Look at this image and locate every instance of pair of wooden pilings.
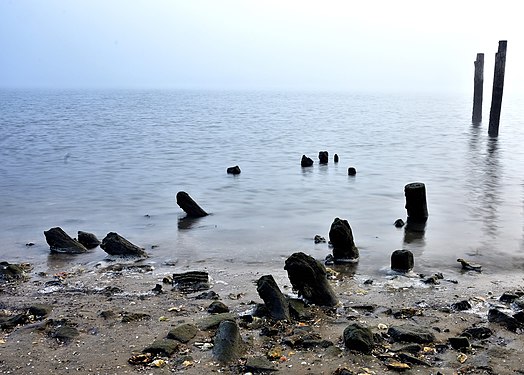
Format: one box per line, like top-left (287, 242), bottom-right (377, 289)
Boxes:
top-left (472, 40), bottom-right (507, 137)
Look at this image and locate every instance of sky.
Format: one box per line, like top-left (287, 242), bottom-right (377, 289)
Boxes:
top-left (1, 0), bottom-right (523, 93)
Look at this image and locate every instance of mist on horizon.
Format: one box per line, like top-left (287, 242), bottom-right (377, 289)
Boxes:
top-left (1, 0), bottom-right (523, 94)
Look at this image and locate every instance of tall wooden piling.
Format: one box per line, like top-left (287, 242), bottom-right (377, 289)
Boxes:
top-left (488, 41), bottom-right (507, 136)
top-left (472, 53), bottom-right (484, 123)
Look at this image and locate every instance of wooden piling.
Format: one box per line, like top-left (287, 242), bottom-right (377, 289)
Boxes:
top-left (472, 53), bottom-right (484, 123)
top-left (404, 182), bottom-right (428, 224)
top-left (488, 41), bottom-right (507, 136)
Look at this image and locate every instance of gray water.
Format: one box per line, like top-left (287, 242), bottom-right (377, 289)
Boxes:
top-left (1, 89), bottom-right (523, 277)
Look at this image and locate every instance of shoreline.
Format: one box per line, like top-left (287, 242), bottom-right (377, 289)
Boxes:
top-left (2, 256), bottom-right (524, 374)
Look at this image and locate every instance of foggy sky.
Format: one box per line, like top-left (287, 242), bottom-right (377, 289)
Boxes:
top-left (1, 0), bottom-right (523, 93)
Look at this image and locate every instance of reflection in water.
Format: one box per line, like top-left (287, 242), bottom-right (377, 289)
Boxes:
top-left (483, 137), bottom-right (501, 238)
top-left (403, 225), bottom-right (426, 257)
top-left (178, 216), bottom-right (204, 230)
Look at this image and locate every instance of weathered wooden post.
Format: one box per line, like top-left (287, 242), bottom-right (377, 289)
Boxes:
top-left (472, 53), bottom-right (484, 123)
top-left (488, 41), bottom-right (507, 136)
top-left (404, 182), bottom-right (428, 224)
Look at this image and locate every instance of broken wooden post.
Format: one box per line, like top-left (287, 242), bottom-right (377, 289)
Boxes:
top-left (488, 40), bottom-right (507, 136)
top-left (404, 182), bottom-right (428, 224)
top-left (176, 191), bottom-right (208, 218)
top-left (472, 53), bottom-right (484, 123)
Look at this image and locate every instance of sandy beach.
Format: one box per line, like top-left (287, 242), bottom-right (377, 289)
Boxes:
top-left (2, 256), bottom-right (524, 375)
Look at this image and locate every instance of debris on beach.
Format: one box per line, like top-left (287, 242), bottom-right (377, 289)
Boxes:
top-left (0, 261), bottom-right (30, 282)
top-left (284, 252), bottom-right (338, 307)
top-left (44, 227), bottom-right (88, 254)
top-left (172, 271), bottom-right (210, 293)
top-left (176, 191), bottom-right (208, 218)
top-left (457, 258), bottom-right (482, 272)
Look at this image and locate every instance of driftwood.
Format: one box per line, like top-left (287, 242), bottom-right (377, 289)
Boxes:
top-left (172, 271), bottom-right (209, 292)
top-left (100, 232), bottom-right (147, 257)
top-left (44, 227), bottom-right (88, 254)
top-left (256, 275), bottom-right (290, 321)
top-left (176, 191), bottom-right (208, 218)
top-left (284, 252), bottom-right (338, 307)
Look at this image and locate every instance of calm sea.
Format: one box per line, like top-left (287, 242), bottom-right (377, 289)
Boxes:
top-left (1, 89), bottom-right (523, 278)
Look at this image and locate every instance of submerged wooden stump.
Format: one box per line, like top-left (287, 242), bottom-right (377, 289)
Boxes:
top-left (77, 231), bottom-right (101, 249)
top-left (100, 232), bottom-right (148, 257)
top-left (391, 249), bottom-right (414, 273)
top-left (256, 275), bottom-right (290, 321)
top-left (284, 252), bottom-right (338, 307)
top-left (404, 182), bottom-right (428, 224)
top-left (318, 151), bottom-right (329, 164)
top-left (176, 191), bottom-right (208, 218)
top-left (301, 155), bottom-right (313, 167)
top-left (44, 227), bottom-right (88, 254)
top-left (329, 218), bottom-right (359, 262)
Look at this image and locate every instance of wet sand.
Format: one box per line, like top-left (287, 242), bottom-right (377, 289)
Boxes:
top-left (1, 259), bottom-right (524, 375)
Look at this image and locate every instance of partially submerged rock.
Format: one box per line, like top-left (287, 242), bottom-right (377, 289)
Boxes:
top-left (256, 274), bottom-right (290, 321)
top-left (176, 191), bottom-right (208, 218)
top-left (329, 218), bottom-right (359, 262)
top-left (100, 232), bottom-right (147, 258)
top-left (301, 155), bottom-right (313, 167)
top-left (212, 320), bottom-right (243, 363)
top-left (284, 252), bottom-right (338, 307)
top-left (77, 231), bottom-right (101, 249)
top-left (44, 227), bottom-right (88, 254)
top-left (226, 165), bottom-right (241, 175)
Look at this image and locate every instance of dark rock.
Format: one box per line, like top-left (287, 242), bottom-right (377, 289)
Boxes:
top-left (449, 336), bottom-right (470, 350)
top-left (404, 182), bottom-right (428, 224)
top-left (252, 303), bottom-right (268, 318)
top-left (227, 165), bottom-right (241, 175)
top-left (195, 290), bottom-right (219, 300)
top-left (397, 353), bottom-right (432, 367)
top-left (334, 154), bottom-right (339, 163)
top-left (99, 310), bottom-right (115, 320)
top-left (513, 311), bottom-right (524, 323)
top-left (172, 271), bottom-right (209, 293)
top-left (329, 218), bottom-right (359, 261)
top-left (343, 323), bottom-right (375, 353)
top-left (314, 235), bottom-right (326, 243)
top-left (197, 313), bottom-right (236, 330)
top-left (245, 356), bottom-right (278, 372)
top-left (461, 326), bottom-right (492, 339)
top-left (167, 323), bottom-right (198, 343)
top-left (333, 368), bottom-right (356, 375)
top-left (152, 284), bottom-right (162, 294)
top-left (256, 275), bottom-right (290, 321)
top-left (500, 292), bottom-right (520, 303)
top-left (284, 252), bottom-right (338, 307)
top-left (388, 324), bottom-right (436, 344)
top-left (0, 313), bottom-right (30, 330)
top-left (176, 191), bottom-right (208, 218)
top-left (212, 320), bottom-right (243, 363)
top-left (488, 308), bottom-right (523, 332)
top-left (301, 155), bottom-right (314, 167)
top-left (121, 312), bottom-right (151, 323)
top-left (289, 298), bottom-right (313, 321)
top-left (50, 326), bottom-right (79, 342)
top-left (28, 304), bottom-right (52, 318)
top-left (451, 300), bottom-right (472, 311)
top-left (208, 301), bottom-right (230, 314)
top-left (44, 227), bottom-right (88, 254)
top-left (390, 343), bottom-right (422, 353)
top-left (143, 339), bottom-right (179, 357)
top-left (391, 249), bottom-right (414, 273)
top-left (347, 167), bottom-right (357, 176)
top-left (0, 262), bottom-right (27, 281)
top-left (318, 151), bottom-right (329, 164)
top-left (77, 231), bottom-right (101, 249)
top-left (394, 219), bottom-right (405, 228)
top-left (100, 232), bottom-right (147, 257)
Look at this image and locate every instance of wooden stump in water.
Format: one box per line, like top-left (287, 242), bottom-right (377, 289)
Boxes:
top-left (488, 41), bottom-right (507, 137)
top-left (404, 182), bottom-right (428, 224)
top-left (176, 191), bottom-right (208, 218)
top-left (100, 232), bottom-right (148, 257)
top-left (318, 151), bottom-right (329, 164)
top-left (256, 275), bottom-right (290, 321)
top-left (391, 249), bottom-right (414, 273)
